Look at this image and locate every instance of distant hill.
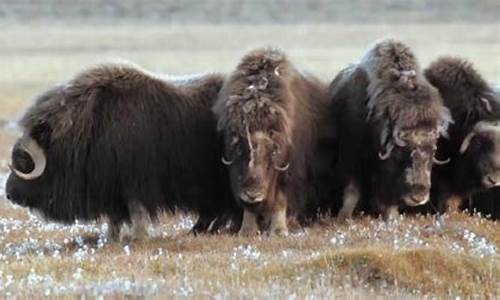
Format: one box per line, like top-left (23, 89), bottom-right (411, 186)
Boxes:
top-left (1, 0), bottom-right (499, 24)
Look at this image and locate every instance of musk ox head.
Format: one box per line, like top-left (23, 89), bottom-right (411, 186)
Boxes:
top-left (6, 131), bottom-right (50, 213)
top-left (377, 124), bottom-right (447, 206)
top-left (371, 70), bottom-right (451, 207)
top-left (222, 125), bottom-right (289, 205)
top-left (459, 121), bottom-right (500, 189)
top-left (5, 84), bottom-right (94, 222)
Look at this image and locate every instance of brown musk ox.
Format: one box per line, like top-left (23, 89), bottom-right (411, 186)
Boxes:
top-left (213, 48), bottom-right (331, 236)
top-left (329, 38), bottom-right (451, 220)
top-left (5, 62), bottom-right (240, 241)
top-left (412, 57), bottom-right (500, 216)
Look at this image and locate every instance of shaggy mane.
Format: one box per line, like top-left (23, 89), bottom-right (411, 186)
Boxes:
top-left (360, 38), bottom-right (449, 131)
top-left (214, 48), bottom-right (294, 140)
top-left (9, 62), bottom-right (234, 225)
top-left (21, 63), bottom-right (221, 141)
top-left (424, 56), bottom-right (500, 125)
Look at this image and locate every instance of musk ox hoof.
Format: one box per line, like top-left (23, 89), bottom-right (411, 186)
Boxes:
top-left (336, 211), bottom-right (352, 223)
top-left (238, 227), bottom-right (260, 236)
top-left (239, 210), bottom-right (260, 236)
top-left (119, 224), bottom-right (150, 244)
top-left (382, 205), bottom-right (400, 221)
top-left (270, 226), bottom-right (289, 237)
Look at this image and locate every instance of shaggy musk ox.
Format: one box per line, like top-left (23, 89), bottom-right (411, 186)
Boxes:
top-left (417, 57), bottom-right (500, 214)
top-left (5, 63), bottom-right (239, 241)
top-left (330, 39), bottom-right (451, 220)
top-left (213, 48), bottom-right (330, 236)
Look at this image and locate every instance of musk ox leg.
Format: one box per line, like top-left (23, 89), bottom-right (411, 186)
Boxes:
top-left (338, 181), bottom-right (360, 221)
top-left (227, 210), bottom-right (244, 234)
top-left (239, 210), bottom-right (260, 236)
top-left (191, 216), bottom-right (213, 235)
top-left (382, 205), bottom-right (399, 221)
top-left (443, 195), bottom-right (463, 214)
top-left (192, 213), bottom-right (223, 235)
top-left (127, 202), bottom-right (151, 242)
top-left (268, 191), bottom-right (289, 237)
top-left (269, 209), bottom-right (288, 237)
top-left (107, 218), bottom-right (123, 242)
top-left (208, 215), bottom-right (237, 234)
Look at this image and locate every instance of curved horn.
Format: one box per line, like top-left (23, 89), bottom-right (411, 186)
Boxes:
top-left (246, 124), bottom-right (254, 152)
top-left (274, 162), bottom-right (290, 172)
top-left (221, 155), bottom-right (234, 166)
top-left (480, 97), bottom-right (492, 113)
top-left (12, 136), bottom-right (47, 180)
top-left (433, 157), bottom-right (451, 165)
top-left (393, 128), bottom-right (407, 147)
top-left (459, 121), bottom-right (500, 154)
top-left (274, 66), bottom-right (281, 77)
top-left (459, 131), bottom-right (476, 154)
top-left (378, 142), bottom-right (394, 160)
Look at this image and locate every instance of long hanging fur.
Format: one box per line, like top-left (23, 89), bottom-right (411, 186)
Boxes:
top-left (8, 62), bottom-right (239, 229)
top-left (214, 47), bottom-right (332, 219)
top-left (329, 38), bottom-right (450, 217)
top-left (360, 38), bottom-right (451, 132)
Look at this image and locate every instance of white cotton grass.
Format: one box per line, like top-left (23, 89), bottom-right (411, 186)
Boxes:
top-left (0, 168), bottom-right (497, 297)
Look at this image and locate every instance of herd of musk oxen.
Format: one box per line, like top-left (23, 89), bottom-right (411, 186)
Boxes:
top-left (4, 38), bottom-right (500, 241)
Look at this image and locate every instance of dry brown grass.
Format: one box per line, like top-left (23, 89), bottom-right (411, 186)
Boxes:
top-left (0, 199), bottom-right (498, 298)
top-left (0, 22), bottom-right (498, 298)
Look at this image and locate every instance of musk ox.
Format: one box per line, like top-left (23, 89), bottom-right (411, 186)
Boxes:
top-left (5, 62), bottom-right (239, 241)
top-left (418, 57), bottom-right (500, 213)
top-left (213, 48), bottom-right (330, 236)
top-left (330, 38), bottom-right (451, 220)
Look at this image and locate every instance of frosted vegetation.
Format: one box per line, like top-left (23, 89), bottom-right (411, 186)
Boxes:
top-left (0, 172), bottom-right (498, 298)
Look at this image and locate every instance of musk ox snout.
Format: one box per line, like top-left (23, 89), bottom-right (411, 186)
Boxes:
top-left (239, 190), bottom-right (265, 204)
top-left (5, 174), bottom-right (26, 206)
top-left (483, 173), bottom-right (500, 189)
top-left (403, 192), bottom-right (430, 206)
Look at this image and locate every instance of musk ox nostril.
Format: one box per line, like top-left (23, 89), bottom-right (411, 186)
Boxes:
top-left (6, 194), bottom-right (11, 200)
top-left (239, 190), bottom-right (264, 204)
top-left (485, 175), bottom-right (499, 187)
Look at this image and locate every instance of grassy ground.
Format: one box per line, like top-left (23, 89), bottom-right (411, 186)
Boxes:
top-left (0, 22), bottom-right (498, 298)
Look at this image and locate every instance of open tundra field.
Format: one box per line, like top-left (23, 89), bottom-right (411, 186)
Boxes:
top-left (0, 22), bottom-right (499, 297)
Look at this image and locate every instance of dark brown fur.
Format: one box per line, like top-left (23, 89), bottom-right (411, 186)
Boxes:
top-left (361, 39), bottom-right (449, 131)
top-left (214, 48), bottom-right (330, 233)
top-left (414, 56), bottom-right (500, 216)
top-left (7, 62), bottom-right (239, 235)
top-left (330, 39), bottom-right (450, 219)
